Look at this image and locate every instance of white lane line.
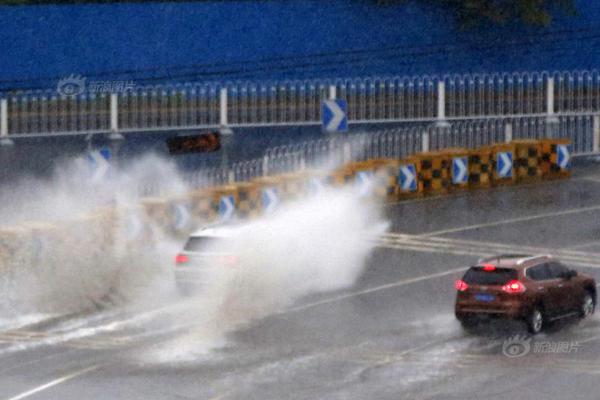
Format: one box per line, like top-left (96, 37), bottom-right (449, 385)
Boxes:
top-left (418, 204), bottom-right (600, 237)
top-left (4, 365), bottom-right (99, 400)
top-left (377, 243), bottom-right (493, 259)
top-left (567, 241), bottom-right (600, 250)
top-left (377, 242), bottom-right (600, 269)
top-left (376, 234), bottom-right (600, 266)
top-left (284, 267), bottom-right (466, 314)
top-left (379, 234), bottom-right (600, 262)
top-left (421, 236), bottom-right (600, 258)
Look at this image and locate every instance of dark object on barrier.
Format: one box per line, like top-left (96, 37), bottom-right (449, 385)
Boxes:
top-left (166, 131), bottom-right (221, 155)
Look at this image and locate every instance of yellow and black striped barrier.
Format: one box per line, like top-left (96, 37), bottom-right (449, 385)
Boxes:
top-left (513, 139), bottom-right (542, 183)
top-left (188, 187), bottom-right (219, 222)
top-left (414, 151), bottom-right (451, 195)
top-left (468, 147), bottom-right (493, 189)
top-left (540, 138), bottom-right (571, 179)
top-left (373, 159), bottom-right (400, 200)
top-left (236, 181), bottom-right (262, 219)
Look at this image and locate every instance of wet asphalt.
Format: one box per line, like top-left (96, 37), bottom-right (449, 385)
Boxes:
top-left (3, 163), bottom-right (600, 400)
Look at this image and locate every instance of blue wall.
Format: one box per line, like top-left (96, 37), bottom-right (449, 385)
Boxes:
top-left (1, 0), bottom-right (600, 92)
top-left (1, 0), bottom-right (600, 182)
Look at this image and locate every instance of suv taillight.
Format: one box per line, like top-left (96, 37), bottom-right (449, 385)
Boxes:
top-left (218, 255), bottom-right (238, 266)
top-left (502, 280), bottom-right (526, 294)
top-left (455, 279), bottom-right (469, 292)
top-left (175, 254), bottom-right (189, 265)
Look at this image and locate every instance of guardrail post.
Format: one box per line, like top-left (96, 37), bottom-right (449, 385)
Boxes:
top-left (0, 98), bottom-right (13, 146)
top-left (504, 123), bottom-right (513, 143)
top-left (421, 131), bottom-right (430, 152)
top-left (546, 77), bottom-right (559, 124)
top-left (329, 85), bottom-right (336, 100)
top-left (108, 93), bottom-right (124, 141)
top-left (262, 155), bottom-right (269, 176)
top-left (594, 115), bottom-right (600, 153)
top-left (219, 87), bottom-right (233, 135)
top-left (435, 81), bottom-right (450, 128)
top-left (343, 142), bottom-right (351, 163)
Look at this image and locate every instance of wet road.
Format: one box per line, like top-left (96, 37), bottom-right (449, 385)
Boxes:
top-left (4, 164), bottom-right (600, 400)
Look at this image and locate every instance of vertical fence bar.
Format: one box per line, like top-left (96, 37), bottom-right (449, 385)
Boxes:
top-left (110, 93), bottom-right (118, 133)
top-left (0, 98), bottom-right (12, 145)
top-left (220, 87), bottom-right (229, 128)
top-left (547, 77), bottom-right (558, 123)
top-left (436, 80), bottom-right (449, 127)
top-left (593, 115), bottom-right (600, 153)
top-left (421, 130), bottom-right (429, 152)
top-left (504, 122), bottom-right (513, 143)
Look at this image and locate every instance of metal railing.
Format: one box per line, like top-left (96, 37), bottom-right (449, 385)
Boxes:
top-left (179, 113), bottom-right (596, 191)
top-left (3, 70), bottom-right (600, 141)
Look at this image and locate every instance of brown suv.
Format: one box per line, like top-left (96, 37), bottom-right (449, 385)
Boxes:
top-left (455, 254), bottom-right (596, 334)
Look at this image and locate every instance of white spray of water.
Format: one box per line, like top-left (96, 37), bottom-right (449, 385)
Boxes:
top-left (147, 187), bottom-right (388, 362)
top-left (0, 153), bottom-right (190, 319)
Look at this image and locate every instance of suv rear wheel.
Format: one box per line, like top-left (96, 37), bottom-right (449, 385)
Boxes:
top-left (527, 308), bottom-right (544, 334)
top-left (581, 292), bottom-right (595, 318)
top-left (459, 316), bottom-right (477, 330)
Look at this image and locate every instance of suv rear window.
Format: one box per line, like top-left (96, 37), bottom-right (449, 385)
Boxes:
top-left (462, 267), bottom-right (518, 285)
top-left (184, 236), bottom-right (220, 251)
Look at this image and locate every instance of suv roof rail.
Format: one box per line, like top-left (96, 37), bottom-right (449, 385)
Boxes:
top-left (478, 254), bottom-right (532, 264)
top-left (516, 254), bottom-right (552, 265)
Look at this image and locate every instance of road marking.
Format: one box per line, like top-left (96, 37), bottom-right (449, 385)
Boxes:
top-left (418, 204), bottom-right (600, 237)
top-left (377, 242), bottom-right (493, 259)
top-left (284, 267), bottom-right (466, 314)
top-left (376, 233), bottom-right (600, 268)
top-left (567, 241), bottom-right (600, 250)
top-left (4, 365), bottom-right (99, 400)
top-left (379, 233), bottom-right (600, 263)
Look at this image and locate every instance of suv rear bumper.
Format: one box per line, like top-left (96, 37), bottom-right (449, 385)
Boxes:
top-left (455, 302), bottom-right (528, 321)
top-left (174, 268), bottom-right (212, 295)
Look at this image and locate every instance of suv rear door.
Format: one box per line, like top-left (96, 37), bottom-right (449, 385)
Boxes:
top-left (526, 263), bottom-right (566, 317)
top-left (547, 261), bottom-right (582, 313)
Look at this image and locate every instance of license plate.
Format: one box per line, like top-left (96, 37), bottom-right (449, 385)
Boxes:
top-left (475, 293), bottom-right (495, 302)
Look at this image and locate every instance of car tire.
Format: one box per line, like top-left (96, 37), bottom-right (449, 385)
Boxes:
top-left (458, 317), bottom-right (477, 331)
top-left (527, 307), bottom-right (544, 334)
top-left (580, 292), bottom-right (595, 319)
